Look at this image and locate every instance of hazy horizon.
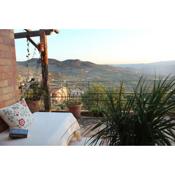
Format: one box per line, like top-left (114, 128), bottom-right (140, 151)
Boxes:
top-left (15, 29), bottom-right (175, 64)
top-left (16, 57), bottom-right (175, 65)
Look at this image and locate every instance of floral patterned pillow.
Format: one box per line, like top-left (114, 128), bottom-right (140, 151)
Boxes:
top-left (0, 99), bottom-right (33, 129)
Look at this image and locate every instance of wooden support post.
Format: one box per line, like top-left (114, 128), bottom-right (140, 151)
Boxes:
top-left (40, 30), bottom-right (51, 112)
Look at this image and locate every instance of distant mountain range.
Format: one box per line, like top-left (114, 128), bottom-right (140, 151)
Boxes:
top-left (112, 61), bottom-right (175, 75)
top-left (16, 58), bottom-right (175, 91)
top-left (16, 58), bottom-right (142, 83)
top-left (17, 58), bottom-right (175, 86)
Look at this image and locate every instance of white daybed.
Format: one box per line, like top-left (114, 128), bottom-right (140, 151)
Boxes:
top-left (0, 112), bottom-right (80, 146)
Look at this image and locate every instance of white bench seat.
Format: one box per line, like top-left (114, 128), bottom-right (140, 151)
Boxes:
top-left (0, 112), bottom-right (80, 146)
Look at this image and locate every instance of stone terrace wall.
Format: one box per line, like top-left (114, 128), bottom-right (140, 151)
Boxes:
top-left (0, 29), bottom-right (18, 108)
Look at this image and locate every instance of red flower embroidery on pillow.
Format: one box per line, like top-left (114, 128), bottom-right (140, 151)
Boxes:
top-left (19, 119), bottom-right (25, 126)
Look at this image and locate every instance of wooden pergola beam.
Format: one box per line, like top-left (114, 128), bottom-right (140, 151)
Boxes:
top-left (26, 37), bottom-right (39, 50)
top-left (14, 29), bottom-right (59, 39)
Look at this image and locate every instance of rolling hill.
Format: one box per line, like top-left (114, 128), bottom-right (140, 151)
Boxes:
top-left (16, 58), bottom-right (142, 83)
top-left (113, 61), bottom-right (175, 75)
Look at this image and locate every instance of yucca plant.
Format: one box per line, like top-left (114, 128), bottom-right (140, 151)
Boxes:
top-left (132, 76), bottom-right (175, 145)
top-left (88, 76), bottom-right (175, 145)
top-left (88, 82), bottom-right (136, 145)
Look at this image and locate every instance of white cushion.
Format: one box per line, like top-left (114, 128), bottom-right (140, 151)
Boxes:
top-left (0, 112), bottom-right (80, 146)
top-left (0, 99), bottom-right (32, 129)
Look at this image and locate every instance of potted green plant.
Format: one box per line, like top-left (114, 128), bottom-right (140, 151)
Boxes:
top-left (66, 99), bottom-right (82, 118)
top-left (21, 80), bottom-right (44, 112)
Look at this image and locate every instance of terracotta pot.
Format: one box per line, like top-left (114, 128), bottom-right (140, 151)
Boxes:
top-left (26, 100), bottom-right (41, 113)
top-left (68, 104), bottom-right (82, 118)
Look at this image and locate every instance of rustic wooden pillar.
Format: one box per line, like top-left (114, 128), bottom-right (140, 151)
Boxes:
top-left (40, 30), bottom-right (51, 112)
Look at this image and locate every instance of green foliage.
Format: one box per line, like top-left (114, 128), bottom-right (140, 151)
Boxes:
top-left (89, 76), bottom-right (175, 145)
top-left (66, 98), bottom-right (82, 107)
top-left (55, 101), bottom-right (67, 110)
top-left (82, 83), bottom-right (126, 116)
top-left (82, 83), bottom-right (107, 114)
top-left (22, 81), bottom-right (44, 101)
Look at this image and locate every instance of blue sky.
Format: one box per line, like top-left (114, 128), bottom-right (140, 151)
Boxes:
top-left (15, 29), bottom-right (175, 64)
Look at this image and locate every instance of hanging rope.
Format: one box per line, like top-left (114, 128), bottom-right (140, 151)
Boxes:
top-left (19, 38), bottom-right (41, 99)
top-left (26, 38), bottom-right (31, 82)
top-left (25, 37), bottom-right (41, 81)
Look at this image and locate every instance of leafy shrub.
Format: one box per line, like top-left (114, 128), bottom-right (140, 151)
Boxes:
top-left (81, 83), bottom-right (107, 115)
